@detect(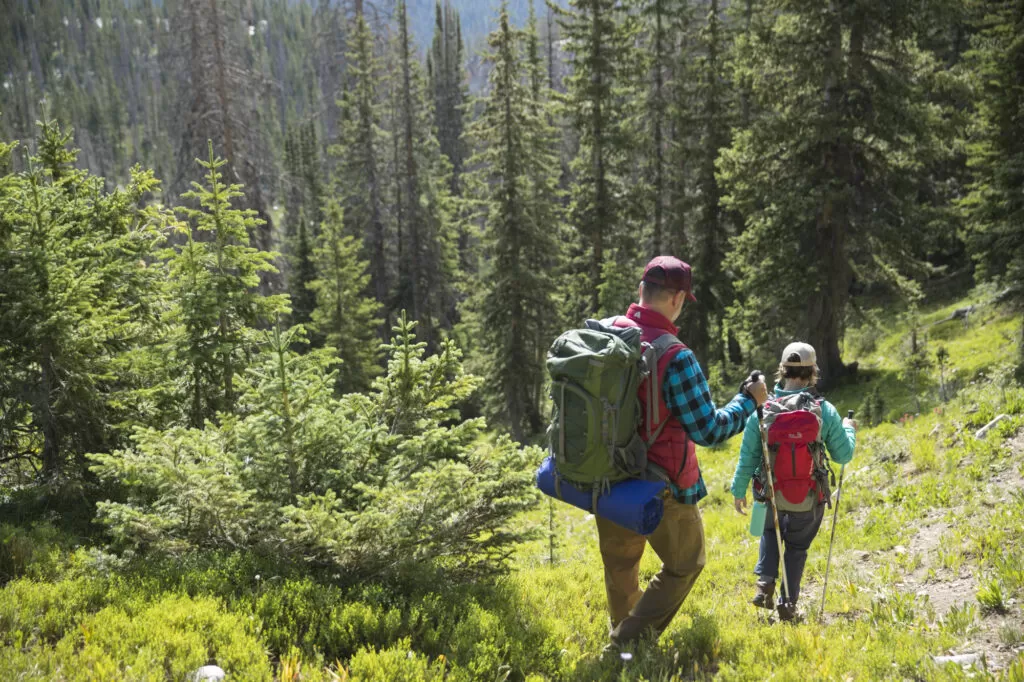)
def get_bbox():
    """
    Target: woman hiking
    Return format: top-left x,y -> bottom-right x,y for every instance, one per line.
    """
730,342 -> 857,620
